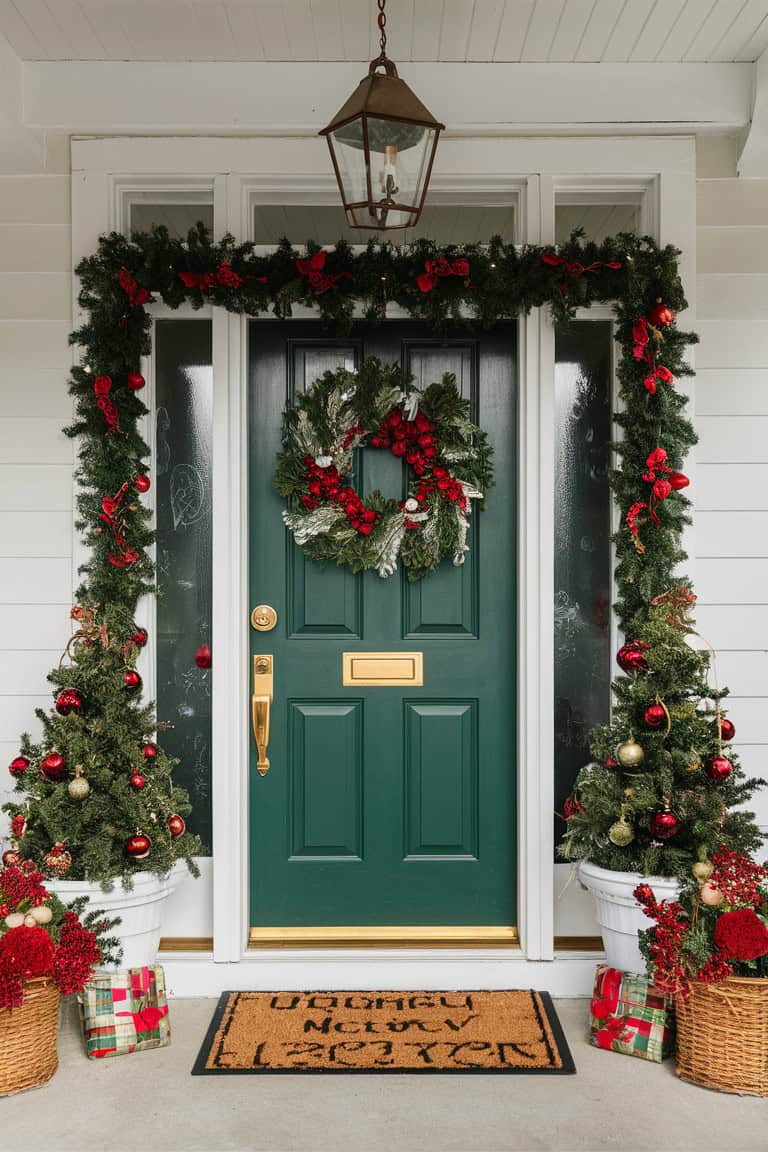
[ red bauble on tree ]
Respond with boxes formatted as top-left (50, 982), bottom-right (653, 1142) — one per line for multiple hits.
top-left (44, 842), bottom-right (72, 876)
top-left (123, 670), bottom-right (142, 691)
top-left (125, 834), bottom-right (151, 860)
top-left (167, 814), bottom-right (185, 838)
top-left (648, 302), bottom-right (675, 327)
top-left (194, 644), bottom-right (212, 669)
top-left (719, 718), bottom-right (736, 743)
top-left (617, 642), bottom-right (650, 674)
top-left (8, 755), bottom-right (29, 778)
top-left (705, 754), bottom-right (733, 783)
top-left (126, 372), bottom-right (145, 391)
top-left (129, 772), bottom-right (146, 791)
top-left (649, 810), bottom-right (679, 840)
top-left (40, 752), bottom-right (66, 781)
top-left (2, 849), bottom-right (20, 867)
top-left (142, 742), bottom-right (159, 761)
top-left (135, 474), bottom-right (151, 493)
top-left (644, 702), bottom-right (667, 729)
top-left (55, 688), bottom-right (83, 716)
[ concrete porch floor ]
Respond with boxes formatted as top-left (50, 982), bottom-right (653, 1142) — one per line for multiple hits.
top-left (3, 997), bottom-right (765, 1152)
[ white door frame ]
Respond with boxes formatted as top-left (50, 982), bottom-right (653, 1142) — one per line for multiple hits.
top-left (71, 134), bottom-right (696, 994)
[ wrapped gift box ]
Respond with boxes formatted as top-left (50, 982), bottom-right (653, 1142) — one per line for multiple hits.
top-left (589, 964), bottom-right (673, 1062)
top-left (78, 965), bottom-right (170, 1059)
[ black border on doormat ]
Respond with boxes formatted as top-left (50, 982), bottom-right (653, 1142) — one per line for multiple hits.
top-left (191, 990), bottom-right (576, 1075)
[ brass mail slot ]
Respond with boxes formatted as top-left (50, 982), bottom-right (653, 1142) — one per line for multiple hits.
top-left (342, 651), bottom-right (424, 687)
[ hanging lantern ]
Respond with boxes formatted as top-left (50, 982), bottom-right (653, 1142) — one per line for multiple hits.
top-left (319, 0), bottom-right (443, 231)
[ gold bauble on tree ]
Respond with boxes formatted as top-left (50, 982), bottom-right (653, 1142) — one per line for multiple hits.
top-left (692, 860), bottom-right (714, 884)
top-left (616, 738), bottom-right (644, 769)
top-left (67, 764), bottom-right (90, 800)
top-left (608, 812), bottom-right (635, 847)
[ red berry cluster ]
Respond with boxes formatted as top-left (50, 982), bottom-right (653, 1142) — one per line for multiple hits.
top-left (710, 847), bottom-right (767, 908)
top-left (299, 457), bottom-right (380, 536)
top-left (52, 911), bottom-right (102, 995)
top-left (634, 883), bottom-right (691, 998)
top-left (713, 908), bottom-right (768, 963)
top-left (370, 408), bottom-right (436, 476)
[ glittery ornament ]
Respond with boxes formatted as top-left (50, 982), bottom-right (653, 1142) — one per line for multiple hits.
top-left (705, 754), bottom-right (733, 783)
top-left (617, 739), bottom-right (645, 769)
top-left (608, 814), bottom-right (635, 846)
top-left (55, 688), bottom-right (83, 716)
top-left (44, 842), bottom-right (72, 876)
top-left (649, 809), bottom-right (679, 840)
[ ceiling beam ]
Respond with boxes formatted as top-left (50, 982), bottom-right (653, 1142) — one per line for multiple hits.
top-left (738, 49), bottom-right (768, 177)
top-left (24, 61), bottom-right (752, 136)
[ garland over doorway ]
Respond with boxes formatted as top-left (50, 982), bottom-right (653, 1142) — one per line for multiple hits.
top-left (5, 224), bottom-right (760, 885)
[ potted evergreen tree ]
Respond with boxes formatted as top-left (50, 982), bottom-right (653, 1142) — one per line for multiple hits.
top-left (560, 290), bottom-right (763, 972)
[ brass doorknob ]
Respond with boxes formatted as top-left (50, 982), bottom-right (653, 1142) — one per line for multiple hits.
top-left (251, 604), bottom-right (278, 632)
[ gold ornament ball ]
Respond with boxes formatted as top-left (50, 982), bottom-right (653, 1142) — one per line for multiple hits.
top-left (68, 775), bottom-right (90, 799)
top-left (617, 740), bottom-right (644, 769)
top-left (700, 881), bottom-right (724, 907)
top-left (692, 860), bottom-right (714, 884)
top-left (29, 904), bottom-right (52, 924)
top-left (4, 912), bottom-right (24, 929)
top-left (608, 815), bottom-right (635, 846)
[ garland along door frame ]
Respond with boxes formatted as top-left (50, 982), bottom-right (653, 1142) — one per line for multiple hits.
top-left (71, 135), bottom-right (696, 972)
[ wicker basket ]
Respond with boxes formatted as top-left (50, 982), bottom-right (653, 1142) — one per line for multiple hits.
top-left (0, 977), bottom-right (60, 1097)
top-left (675, 976), bottom-right (768, 1096)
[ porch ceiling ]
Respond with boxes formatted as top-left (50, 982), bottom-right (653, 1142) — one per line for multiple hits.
top-left (1, 0), bottom-right (767, 65)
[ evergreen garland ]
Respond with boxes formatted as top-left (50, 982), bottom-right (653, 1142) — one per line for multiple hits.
top-left (1, 221), bottom-right (761, 886)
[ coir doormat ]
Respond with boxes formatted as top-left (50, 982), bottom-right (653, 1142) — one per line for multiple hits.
top-left (193, 990), bottom-right (575, 1074)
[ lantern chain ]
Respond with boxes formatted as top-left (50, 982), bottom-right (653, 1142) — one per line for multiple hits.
top-left (377, 0), bottom-right (387, 56)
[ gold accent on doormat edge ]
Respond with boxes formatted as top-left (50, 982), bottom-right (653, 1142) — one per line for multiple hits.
top-left (159, 937), bottom-right (214, 952)
top-left (248, 925), bottom-right (520, 949)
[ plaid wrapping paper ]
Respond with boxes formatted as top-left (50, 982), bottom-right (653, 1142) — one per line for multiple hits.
top-left (78, 965), bottom-right (171, 1059)
top-left (588, 964), bottom-right (674, 1062)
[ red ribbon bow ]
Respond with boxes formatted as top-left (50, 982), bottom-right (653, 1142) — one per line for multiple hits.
top-left (541, 252), bottom-right (622, 298)
top-left (641, 448), bottom-right (689, 525)
top-left (118, 267), bottom-right (151, 308)
top-left (179, 263), bottom-right (268, 292)
top-left (417, 257), bottom-right (470, 294)
top-left (99, 482), bottom-right (139, 568)
top-left (93, 376), bottom-right (119, 432)
top-left (295, 250), bottom-right (351, 294)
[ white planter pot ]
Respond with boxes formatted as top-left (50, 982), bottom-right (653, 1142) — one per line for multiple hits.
top-left (578, 860), bottom-right (679, 974)
top-left (48, 860), bottom-right (187, 970)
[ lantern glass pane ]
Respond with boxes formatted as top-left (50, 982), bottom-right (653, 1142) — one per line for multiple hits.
top-left (365, 117), bottom-right (436, 213)
top-left (330, 120), bottom-right (370, 209)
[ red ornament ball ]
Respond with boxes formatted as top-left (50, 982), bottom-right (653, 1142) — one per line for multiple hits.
top-left (130, 628), bottom-right (148, 648)
top-left (142, 742), bottom-right (159, 761)
top-left (127, 372), bottom-right (146, 391)
top-left (705, 754), bottom-right (733, 783)
top-left (55, 688), bottom-right (83, 716)
top-left (604, 757), bottom-right (619, 770)
top-left (9, 756), bottom-right (29, 778)
top-left (135, 473), bottom-right (151, 493)
top-left (617, 642), bottom-right (649, 674)
top-left (129, 772), bottom-right (146, 791)
top-left (719, 718), bottom-right (736, 743)
top-left (167, 814), bottom-right (185, 838)
top-left (644, 703), bottom-right (667, 729)
top-left (40, 752), bottom-right (66, 781)
top-left (649, 810), bottom-right (679, 840)
top-left (194, 643), bottom-right (212, 669)
top-left (2, 849), bottom-right (20, 867)
top-left (123, 670), bottom-right (142, 691)
top-left (648, 302), bottom-right (675, 327)
top-left (125, 834), bottom-right (151, 860)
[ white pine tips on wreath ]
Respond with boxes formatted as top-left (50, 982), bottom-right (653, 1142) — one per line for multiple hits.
top-left (275, 359), bottom-right (494, 581)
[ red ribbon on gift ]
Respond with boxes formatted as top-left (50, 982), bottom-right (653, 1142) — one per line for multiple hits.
top-left (417, 257), bottom-right (470, 294)
top-left (296, 250), bottom-right (351, 294)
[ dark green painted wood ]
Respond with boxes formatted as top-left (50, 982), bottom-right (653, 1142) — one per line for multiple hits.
top-left (249, 322), bottom-right (516, 927)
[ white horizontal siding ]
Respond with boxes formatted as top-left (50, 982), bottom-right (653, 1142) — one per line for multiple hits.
top-left (696, 369), bottom-right (768, 415)
top-left (697, 463), bottom-right (768, 509)
top-left (0, 604), bottom-right (72, 649)
top-left (0, 511), bottom-right (72, 557)
top-left (0, 650), bottom-right (60, 694)
top-left (0, 418), bottom-right (72, 464)
top-left (0, 465), bottom-right (72, 511)
top-left (0, 558), bottom-right (71, 603)
top-left (4, 369), bottom-right (73, 419)
top-left (697, 559), bottom-right (768, 604)
top-left (697, 511), bottom-right (768, 557)
top-left (696, 415), bottom-right (768, 462)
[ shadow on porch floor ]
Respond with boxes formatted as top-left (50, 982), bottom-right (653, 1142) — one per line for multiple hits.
top-left (4, 998), bottom-right (764, 1152)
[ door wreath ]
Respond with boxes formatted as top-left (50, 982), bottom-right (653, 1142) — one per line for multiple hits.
top-left (275, 358), bottom-right (493, 579)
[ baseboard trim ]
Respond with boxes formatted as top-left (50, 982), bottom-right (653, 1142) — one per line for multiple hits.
top-left (159, 936), bottom-right (214, 953)
top-left (554, 935), bottom-right (604, 953)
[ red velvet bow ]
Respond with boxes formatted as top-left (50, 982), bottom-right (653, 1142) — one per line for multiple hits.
top-left (93, 376), bottom-right (119, 432)
top-left (642, 448), bottom-right (689, 524)
top-left (178, 271), bottom-right (214, 291)
top-left (541, 251), bottom-right (622, 296)
top-left (118, 267), bottom-right (151, 308)
top-left (179, 263), bottom-right (268, 292)
top-left (99, 482), bottom-right (139, 568)
top-left (296, 250), bottom-right (350, 294)
top-left (417, 257), bottom-right (470, 293)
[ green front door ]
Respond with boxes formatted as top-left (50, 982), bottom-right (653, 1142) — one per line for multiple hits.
top-left (248, 322), bottom-right (517, 940)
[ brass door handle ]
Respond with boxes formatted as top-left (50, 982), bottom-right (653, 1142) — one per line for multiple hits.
top-left (252, 655), bottom-right (273, 777)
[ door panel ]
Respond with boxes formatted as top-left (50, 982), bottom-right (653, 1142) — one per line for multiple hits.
top-left (248, 322), bottom-right (516, 931)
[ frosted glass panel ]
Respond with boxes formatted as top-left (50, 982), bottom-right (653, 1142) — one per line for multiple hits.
top-left (155, 320), bottom-right (213, 852)
top-left (554, 322), bottom-right (612, 854)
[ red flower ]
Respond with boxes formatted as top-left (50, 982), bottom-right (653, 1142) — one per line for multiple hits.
top-left (713, 908), bottom-right (768, 962)
top-left (643, 374), bottom-right (657, 395)
top-left (645, 447), bottom-right (668, 471)
top-left (10, 814), bottom-right (25, 837)
top-left (216, 262), bottom-right (242, 289)
top-left (93, 375), bottom-right (112, 396)
top-left (452, 258), bottom-right (470, 277)
top-left (655, 365), bottom-right (674, 383)
top-left (417, 272), bottom-right (435, 293)
top-left (0, 925), bottom-right (55, 979)
top-left (652, 478), bottom-right (672, 501)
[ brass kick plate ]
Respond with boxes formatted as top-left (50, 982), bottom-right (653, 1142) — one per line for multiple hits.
top-left (342, 651), bottom-right (423, 687)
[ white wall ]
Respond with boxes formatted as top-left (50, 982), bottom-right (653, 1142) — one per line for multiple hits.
top-left (695, 135), bottom-right (768, 840)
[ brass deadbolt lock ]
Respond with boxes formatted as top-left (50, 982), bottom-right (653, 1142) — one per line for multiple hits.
top-left (251, 604), bottom-right (278, 632)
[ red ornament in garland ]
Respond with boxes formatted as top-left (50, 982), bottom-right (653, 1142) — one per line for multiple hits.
top-left (10, 814), bottom-right (25, 838)
top-left (719, 718), bottom-right (736, 743)
top-left (604, 757), bottom-right (619, 770)
top-left (644, 702), bottom-right (667, 729)
top-left (194, 644), bottom-right (212, 669)
top-left (40, 752), bottom-right (66, 781)
top-left (129, 628), bottom-right (148, 648)
top-left (2, 850), bottom-right (20, 867)
top-left (55, 688), bottom-right (83, 716)
top-left (167, 814), bottom-right (185, 838)
top-left (648, 302), bottom-right (675, 327)
top-left (129, 772), bottom-right (146, 791)
top-left (135, 474), bottom-right (151, 493)
top-left (126, 372), bottom-right (145, 391)
top-left (705, 754), bottom-right (733, 783)
top-left (142, 742), bottom-right (159, 761)
top-left (9, 755), bottom-right (29, 778)
top-left (649, 810), bottom-right (679, 840)
top-left (616, 642), bottom-right (650, 674)
top-left (123, 670), bottom-right (142, 691)
top-left (125, 834), bottom-right (151, 860)
top-left (44, 842), bottom-right (72, 876)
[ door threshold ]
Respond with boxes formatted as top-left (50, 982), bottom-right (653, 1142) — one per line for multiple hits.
top-left (248, 925), bottom-right (520, 949)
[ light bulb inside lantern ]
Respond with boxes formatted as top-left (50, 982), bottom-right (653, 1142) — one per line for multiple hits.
top-left (379, 144), bottom-right (399, 197)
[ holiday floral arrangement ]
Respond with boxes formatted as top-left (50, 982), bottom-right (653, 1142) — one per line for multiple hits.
top-left (634, 847), bottom-right (768, 998)
top-left (0, 862), bottom-right (120, 1009)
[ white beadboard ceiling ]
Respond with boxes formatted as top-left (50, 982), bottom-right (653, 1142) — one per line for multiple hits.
top-left (1, 0), bottom-right (767, 63)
